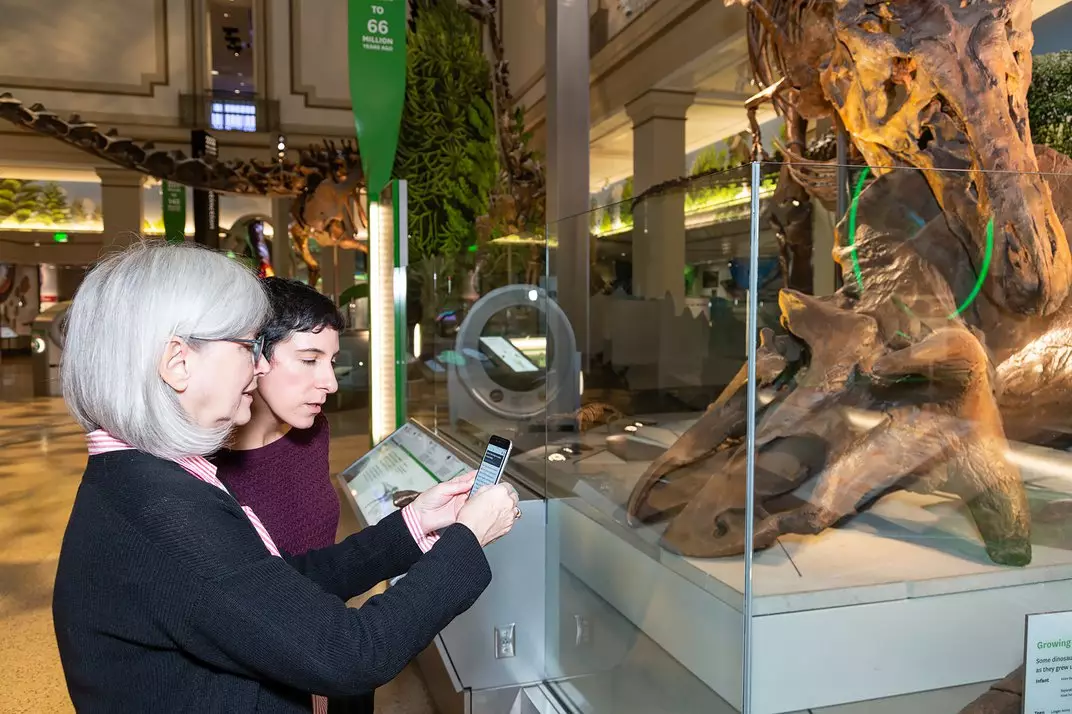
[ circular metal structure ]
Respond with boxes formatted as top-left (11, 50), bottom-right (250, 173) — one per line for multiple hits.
top-left (450, 284), bottom-right (577, 422)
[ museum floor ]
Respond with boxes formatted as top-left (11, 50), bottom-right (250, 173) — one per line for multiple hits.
top-left (0, 356), bottom-right (437, 714)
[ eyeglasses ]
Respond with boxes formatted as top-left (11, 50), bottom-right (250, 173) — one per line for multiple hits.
top-left (187, 334), bottom-right (265, 365)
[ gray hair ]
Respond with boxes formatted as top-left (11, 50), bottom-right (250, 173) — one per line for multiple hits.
top-left (61, 240), bottom-right (271, 460)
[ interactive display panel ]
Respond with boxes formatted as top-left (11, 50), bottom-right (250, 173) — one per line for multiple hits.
top-left (340, 422), bottom-right (470, 526)
top-left (479, 335), bottom-right (540, 373)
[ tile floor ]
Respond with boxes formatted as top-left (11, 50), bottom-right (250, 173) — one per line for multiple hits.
top-left (0, 356), bottom-right (436, 714)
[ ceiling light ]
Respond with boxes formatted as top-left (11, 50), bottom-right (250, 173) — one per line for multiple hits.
top-left (224, 12), bottom-right (230, 17)
top-left (234, 52), bottom-right (240, 57)
top-left (234, 89), bottom-right (240, 94)
top-left (211, 70), bottom-right (219, 76)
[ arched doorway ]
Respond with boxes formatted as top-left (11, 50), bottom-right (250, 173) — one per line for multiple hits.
top-left (221, 213), bottom-right (275, 277)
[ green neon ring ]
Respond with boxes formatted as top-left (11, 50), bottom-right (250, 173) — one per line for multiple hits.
top-left (845, 166), bottom-right (993, 320)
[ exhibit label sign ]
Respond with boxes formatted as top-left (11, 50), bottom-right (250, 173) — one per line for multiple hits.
top-left (191, 130), bottom-right (219, 249)
top-left (347, 0), bottom-right (407, 198)
top-left (1024, 611), bottom-right (1072, 713)
top-left (161, 181), bottom-right (186, 243)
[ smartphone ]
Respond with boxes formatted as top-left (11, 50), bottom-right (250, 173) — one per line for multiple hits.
top-left (468, 435), bottom-right (513, 498)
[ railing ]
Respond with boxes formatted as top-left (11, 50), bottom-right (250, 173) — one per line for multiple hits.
top-left (178, 92), bottom-right (281, 134)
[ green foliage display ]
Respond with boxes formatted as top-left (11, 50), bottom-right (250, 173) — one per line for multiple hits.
top-left (1030, 51), bottom-right (1072, 157)
top-left (690, 145), bottom-right (730, 176)
top-left (599, 209), bottom-right (612, 232)
top-left (0, 178), bottom-right (43, 223)
top-left (39, 182), bottom-right (72, 224)
top-left (394, 0), bottom-right (498, 262)
top-left (684, 175), bottom-right (778, 213)
top-left (591, 167), bottom-right (778, 235)
top-left (619, 176), bottom-right (634, 226)
top-left (686, 145), bottom-right (738, 209)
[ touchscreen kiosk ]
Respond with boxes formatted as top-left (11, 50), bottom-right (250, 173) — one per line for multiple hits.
top-left (337, 422), bottom-right (470, 527)
top-left (478, 335), bottom-right (540, 373)
top-left (447, 284), bottom-right (580, 432)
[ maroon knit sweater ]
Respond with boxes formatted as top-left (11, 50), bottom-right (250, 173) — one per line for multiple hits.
top-left (212, 414), bottom-right (340, 556)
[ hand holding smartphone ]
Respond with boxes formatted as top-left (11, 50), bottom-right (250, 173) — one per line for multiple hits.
top-left (467, 435), bottom-right (513, 499)
top-left (455, 435), bottom-right (519, 546)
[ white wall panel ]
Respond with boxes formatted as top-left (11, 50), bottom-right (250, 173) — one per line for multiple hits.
top-left (0, 0), bottom-right (191, 124)
top-left (267, 0), bottom-right (354, 133)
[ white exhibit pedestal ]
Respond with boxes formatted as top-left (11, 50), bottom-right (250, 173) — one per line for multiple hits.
top-left (526, 414), bottom-right (1072, 714)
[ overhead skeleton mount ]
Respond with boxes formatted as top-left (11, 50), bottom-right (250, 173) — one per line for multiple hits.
top-left (0, 93), bottom-right (372, 287)
top-left (0, 1), bottom-right (537, 289)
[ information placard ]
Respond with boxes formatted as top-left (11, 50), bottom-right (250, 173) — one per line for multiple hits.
top-left (1024, 611), bottom-right (1072, 714)
top-left (339, 422), bottom-right (470, 526)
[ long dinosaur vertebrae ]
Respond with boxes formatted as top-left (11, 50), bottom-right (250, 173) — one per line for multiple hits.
top-left (0, 92), bottom-right (365, 284)
top-left (0, 2), bottom-right (535, 288)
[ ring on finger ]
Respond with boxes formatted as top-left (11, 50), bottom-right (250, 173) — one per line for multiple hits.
top-left (514, 506), bottom-right (522, 520)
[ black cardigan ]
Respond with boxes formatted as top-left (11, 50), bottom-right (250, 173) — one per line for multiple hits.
top-left (52, 450), bottom-right (492, 712)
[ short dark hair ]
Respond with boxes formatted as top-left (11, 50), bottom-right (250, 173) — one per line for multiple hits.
top-left (259, 277), bottom-right (345, 359)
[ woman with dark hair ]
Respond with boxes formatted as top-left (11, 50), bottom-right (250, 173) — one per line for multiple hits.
top-left (212, 278), bottom-right (350, 557)
top-left (212, 277), bottom-right (460, 713)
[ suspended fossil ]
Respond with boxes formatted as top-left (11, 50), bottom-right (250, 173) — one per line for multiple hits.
top-left (0, 93), bottom-right (370, 286)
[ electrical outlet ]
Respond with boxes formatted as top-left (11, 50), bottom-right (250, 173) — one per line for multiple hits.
top-left (574, 615), bottom-right (592, 646)
top-left (494, 624), bottom-right (516, 659)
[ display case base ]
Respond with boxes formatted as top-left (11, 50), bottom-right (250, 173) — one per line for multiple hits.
top-left (526, 413), bottom-right (1072, 714)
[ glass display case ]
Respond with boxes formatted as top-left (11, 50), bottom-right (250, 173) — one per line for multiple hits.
top-left (396, 159), bottom-right (1072, 714)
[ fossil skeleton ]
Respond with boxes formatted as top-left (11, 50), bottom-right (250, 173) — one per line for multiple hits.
top-left (0, 2), bottom-right (532, 289)
top-left (0, 92), bottom-right (369, 286)
top-left (626, 0), bottom-right (1072, 575)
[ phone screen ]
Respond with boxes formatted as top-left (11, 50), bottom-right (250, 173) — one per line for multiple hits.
top-left (469, 438), bottom-right (511, 497)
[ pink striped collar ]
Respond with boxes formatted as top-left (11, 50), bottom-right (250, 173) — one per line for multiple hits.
top-left (86, 429), bottom-right (224, 489)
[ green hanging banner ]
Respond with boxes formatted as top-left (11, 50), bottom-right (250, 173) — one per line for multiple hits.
top-left (347, 0), bottom-right (407, 200)
top-left (161, 181), bottom-right (186, 243)
top-left (349, 0), bottom-right (408, 444)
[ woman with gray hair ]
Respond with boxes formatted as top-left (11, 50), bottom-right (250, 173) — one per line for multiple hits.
top-left (52, 240), bottom-right (520, 713)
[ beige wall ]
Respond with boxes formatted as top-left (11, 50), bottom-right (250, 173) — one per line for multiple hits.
top-left (0, 0), bottom-right (191, 127)
top-left (0, 0), bottom-right (360, 141)
top-left (502, 0), bottom-right (546, 105)
top-left (266, 0), bottom-right (354, 134)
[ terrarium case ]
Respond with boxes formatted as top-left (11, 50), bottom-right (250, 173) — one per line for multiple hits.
top-left (402, 159), bottom-right (1072, 714)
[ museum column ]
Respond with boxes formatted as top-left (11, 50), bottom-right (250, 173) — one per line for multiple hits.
top-left (96, 168), bottom-right (145, 248)
top-left (625, 89), bottom-right (694, 310)
top-left (320, 246), bottom-right (356, 305)
top-left (271, 197), bottom-right (294, 278)
top-left (546, 0), bottom-right (591, 357)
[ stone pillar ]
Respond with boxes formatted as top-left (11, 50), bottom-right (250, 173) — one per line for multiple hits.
top-left (270, 198), bottom-right (294, 278)
top-left (96, 168), bottom-right (145, 249)
top-left (320, 245), bottom-right (356, 306)
top-left (546, 0), bottom-right (591, 357)
top-left (626, 89), bottom-right (694, 310)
